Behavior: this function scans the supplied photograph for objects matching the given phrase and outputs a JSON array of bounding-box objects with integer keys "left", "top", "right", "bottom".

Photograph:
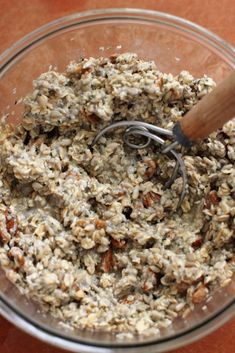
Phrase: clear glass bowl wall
[{"left": 0, "top": 8, "right": 234, "bottom": 353}]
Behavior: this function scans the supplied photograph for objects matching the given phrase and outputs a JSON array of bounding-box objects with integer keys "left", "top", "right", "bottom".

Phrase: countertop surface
[{"left": 0, "top": 1, "right": 234, "bottom": 352}]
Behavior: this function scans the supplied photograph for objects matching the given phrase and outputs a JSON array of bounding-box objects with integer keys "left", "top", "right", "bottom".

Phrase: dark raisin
[
  {"left": 88, "top": 144, "right": 94, "bottom": 153},
  {"left": 88, "top": 198, "right": 97, "bottom": 213},
  {"left": 145, "top": 239, "right": 155, "bottom": 249},
  {"left": 23, "top": 131, "right": 31, "bottom": 145},
  {"left": 47, "top": 127, "right": 59, "bottom": 139},
  {"left": 61, "top": 164, "right": 69, "bottom": 172},
  {"left": 48, "top": 89, "right": 56, "bottom": 96},
  {"left": 122, "top": 206, "right": 133, "bottom": 220}
]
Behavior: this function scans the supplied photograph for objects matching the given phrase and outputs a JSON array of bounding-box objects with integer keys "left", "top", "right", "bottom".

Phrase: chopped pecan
[
  {"left": 74, "top": 64, "right": 91, "bottom": 76},
  {"left": 143, "top": 191, "right": 161, "bottom": 208},
  {"left": 156, "top": 77, "right": 164, "bottom": 91},
  {"left": 95, "top": 219, "right": 106, "bottom": 229},
  {"left": 5, "top": 209, "right": 18, "bottom": 236},
  {"left": 6, "top": 218, "right": 16, "bottom": 231},
  {"left": 86, "top": 113, "right": 101, "bottom": 124},
  {"left": 66, "top": 172, "right": 80, "bottom": 180},
  {"left": 205, "top": 190, "right": 220, "bottom": 208},
  {"left": 192, "top": 285, "right": 207, "bottom": 304},
  {"left": 0, "top": 221, "right": 10, "bottom": 245},
  {"left": 34, "top": 136, "right": 46, "bottom": 146},
  {"left": 74, "top": 289, "right": 85, "bottom": 300},
  {"left": 7, "top": 250, "right": 14, "bottom": 260},
  {"left": 0, "top": 233, "right": 3, "bottom": 245},
  {"left": 142, "top": 269, "right": 159, "bottom": 292},
  {"left": 170, "top": 88, "right": 182, "bottom": 100},
  {"left": 120, "top": 296, "right": 135, "bottom": 304},
  {"left": 152, "top": 270, "right": 163, "bottom": 287},
  {"left": 109, "top": 54, "right": 118, "bottom": 64},
  {"left": 60, "top": 283, "right": 67, "bottom": 291},
  {"left": 176, "top": 282, "right": 190, "bottom": 295},
  {"left": 192, "top": 237, "right": 203, "bottom": 249},
  {"left": 72, "top": 283, "right": 80, "bottom": 291},
  {"left": 76, "top": 219, "right": 87, "bottom": 227},
  {"left": 143, "top": 282, "right": 152, "bottom": 292},
  {"left": 115, "top": 191, "right": 125, "bottom": 197},
  {"left": 7, "top": 248, "right": 25, "bottom": 267},
  {"left": 144, "top": 158, "right": 157, "bottom": 179},
  {"left": 101, "top": 248, "right": 113, "bottom": 273},
  {"left": 99, "top": 59, "right": 108, "bottom": 68},
  {"left": 74, "top": 64, "right": 83, "bottom": 73},
  {"left": 192, "top": 276, "right": 204, "bottom": 285},
  {"left": 230, "top": 255, "right": 235, "bottom": 263},
  {"left": 16, "top": 254, "right": 25, "bottom": 267},
  {"left": 0, "top": 230, "right": 6, "bottom": 245},
  {"left": 111, "top": 238, "right": 126, "bottom": 249}
]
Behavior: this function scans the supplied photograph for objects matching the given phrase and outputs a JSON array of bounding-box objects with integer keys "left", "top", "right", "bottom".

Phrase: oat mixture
[{"left": 0, "top": 53, "right": 234, "bottom": 337}]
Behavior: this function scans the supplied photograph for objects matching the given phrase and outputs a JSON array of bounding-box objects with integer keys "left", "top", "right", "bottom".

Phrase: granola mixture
[{"left": 0, "top": 53, "right": 234, "bottom": 337}]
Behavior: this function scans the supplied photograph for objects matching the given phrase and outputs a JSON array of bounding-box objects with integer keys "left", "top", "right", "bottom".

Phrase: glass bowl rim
[
  {"left": 0, "top": 7, "right": 235, "bottom": 68},
  {"left": 0, "top": 7, "right": 234, "bottom": 352}
]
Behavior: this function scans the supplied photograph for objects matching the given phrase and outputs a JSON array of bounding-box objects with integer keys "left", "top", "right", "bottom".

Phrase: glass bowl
[{"left": 0, "top": 8, "right": 234, "bottom": 353}]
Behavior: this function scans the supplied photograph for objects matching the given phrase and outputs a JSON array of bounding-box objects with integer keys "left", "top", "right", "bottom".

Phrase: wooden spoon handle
[{"left": 173, "top": 70, "right": 235, "bottom": 147}]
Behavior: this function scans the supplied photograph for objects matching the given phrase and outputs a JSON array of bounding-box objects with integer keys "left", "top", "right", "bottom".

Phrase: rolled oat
[{"left": 0, "top": 53, "right": 234, "bottom": 337}]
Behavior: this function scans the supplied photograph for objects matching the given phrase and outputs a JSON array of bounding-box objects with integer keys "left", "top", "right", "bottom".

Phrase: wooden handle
[{"left": 173, "top": 70, "right": 235, "bottom": 146}]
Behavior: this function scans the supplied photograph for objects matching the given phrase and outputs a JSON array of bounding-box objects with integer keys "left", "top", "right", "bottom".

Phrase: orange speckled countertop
[{"left": 0, "top": 1, "right": 234, "bottom": 352}]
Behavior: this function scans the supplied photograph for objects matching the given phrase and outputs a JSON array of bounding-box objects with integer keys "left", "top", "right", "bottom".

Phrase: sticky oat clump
[{"left": 0, "top": 53, "right": 234, "bottom": 337}]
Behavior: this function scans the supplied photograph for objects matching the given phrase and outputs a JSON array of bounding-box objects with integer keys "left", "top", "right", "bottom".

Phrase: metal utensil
[{"left": 92, "top": 71, "right": 235, "bottom": 208}]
